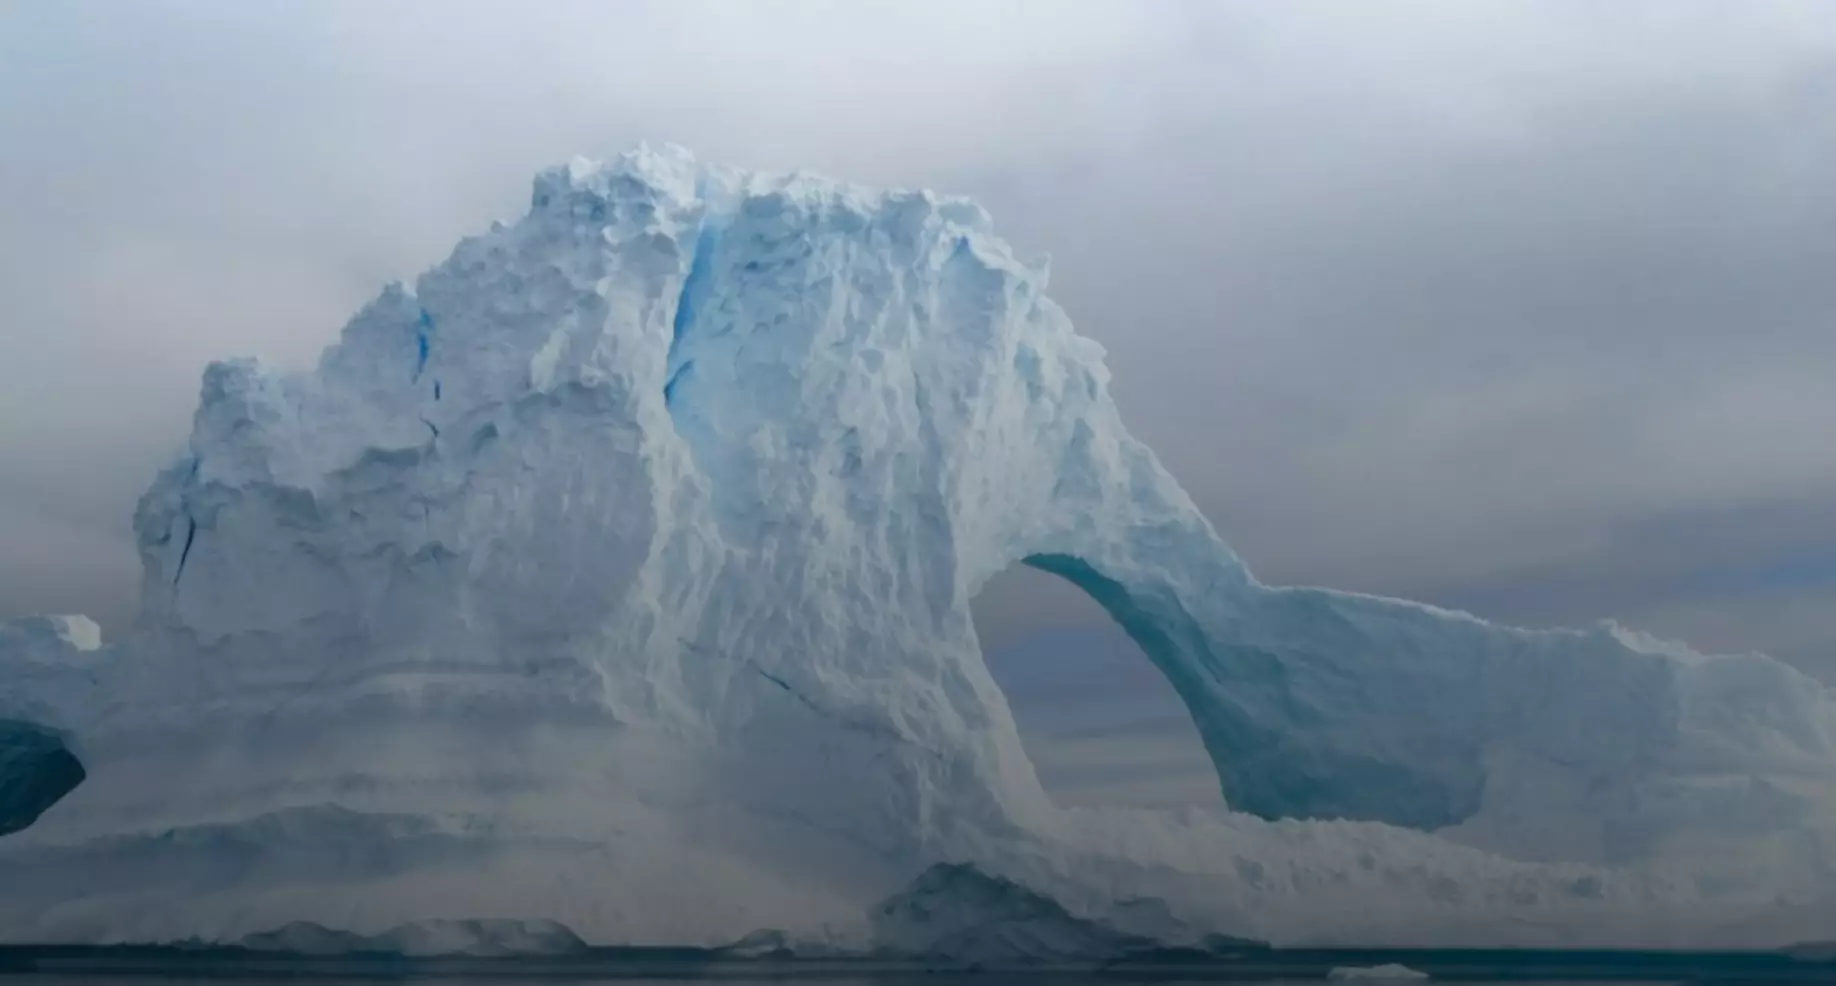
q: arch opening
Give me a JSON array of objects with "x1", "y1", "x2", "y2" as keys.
[
  {"x1": 0, "y1": 719, "x2": 85, "y2": 838},
  {"x1": 970, "y1": 557, "x2": 1224, "y2": 812}
]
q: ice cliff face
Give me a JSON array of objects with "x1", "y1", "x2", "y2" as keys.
[{"x1": 3, "y1": 145, "x2": 1834, "y2": 949}]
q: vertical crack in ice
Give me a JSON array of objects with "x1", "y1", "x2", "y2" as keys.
[
  {"x1": 172, "y1": 516, "x2": 198, "y2": 587},
  {"x1": 413, "y1": 310, "x2": 433, "y2": 382},
  {"x1": 664, "y1": 223, "x2": 719, "y2": 410}
]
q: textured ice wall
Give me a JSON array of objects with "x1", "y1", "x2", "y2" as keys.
[{"x1": 2, "y1": 146, "x2": 1833, "y2": 948}]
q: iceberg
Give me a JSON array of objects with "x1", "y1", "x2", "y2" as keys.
[
  {"x1": 869, "y1": 862, "x2": 1163, "y2": 964},
  {"x1": 1329, "y1": 964, "x2": 1431, "y2": 981},
  {"x1": 238, "y1": 918, "x2": 589, "y2": 957},
  {"x1": 2, "y1": 145, "x2": 1833, "y2": 950}
]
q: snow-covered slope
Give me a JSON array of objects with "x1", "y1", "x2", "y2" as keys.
[{"x1": 2, "y1": 145, "x2": 1834, "y2": 950}]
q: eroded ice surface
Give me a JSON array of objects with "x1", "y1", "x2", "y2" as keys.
[{"x1": 2, "y1": 145, "x2": 1833, "y2": 951}]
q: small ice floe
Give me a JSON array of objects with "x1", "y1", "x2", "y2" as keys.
[{"x1": 1328, "y1": 963, "x2": 1429, "y2": 981}]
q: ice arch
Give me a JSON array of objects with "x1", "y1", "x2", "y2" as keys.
[
  {"x1": 2, "y1": 147, "x2": 1832, "y2": 945},
  {"x1": 979, "y1": 552, "x2": 1487, "y2": 830}
]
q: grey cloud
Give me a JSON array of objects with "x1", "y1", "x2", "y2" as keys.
[
  {"x1": 968, "y1": 13, "x2": 1836, "y2": 677},
  {"x1": 2, "y1": 1, "x2": 1833, "y2": 693}
]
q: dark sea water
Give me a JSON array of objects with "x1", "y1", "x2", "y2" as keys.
[
  {"x1": 0, "y1": 976, "x2": 1711, "y2": 984},
  {"x1": 5, "y1": 944, "x2": 1833, "y2": 985}
]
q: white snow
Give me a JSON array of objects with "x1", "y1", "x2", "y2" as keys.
[{"x1": 2, "y1": 144, "x2": 1835, "y2": 953}]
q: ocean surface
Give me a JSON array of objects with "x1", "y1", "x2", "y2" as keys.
[
  {"x1": 6, "y1": 941, "x2": 1836, "y2": 984},
  {"x1": 0, "y1": 979, "x2": 1732, "y2": 986}
]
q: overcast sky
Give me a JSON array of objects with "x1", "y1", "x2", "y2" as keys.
[{"x1": 4, "y1": 0, "x2": 1834, "y2": 764}]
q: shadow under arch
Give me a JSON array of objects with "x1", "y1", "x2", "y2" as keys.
[{"x1": 0, "y1": 719, "x2": 86, "y2": 838}]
